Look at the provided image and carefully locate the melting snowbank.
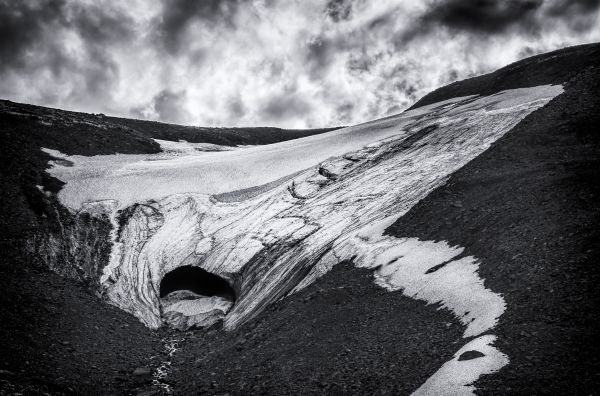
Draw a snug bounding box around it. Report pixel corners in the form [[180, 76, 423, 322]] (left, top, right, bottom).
[[43, 85, 562, 395], [44, 86, 560, 212], [43, 85, 561, 332]]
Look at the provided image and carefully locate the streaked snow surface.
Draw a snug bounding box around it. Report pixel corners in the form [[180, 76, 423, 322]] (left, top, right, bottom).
[[44, 110, 446, 210], [44, 85, 559, 211], [44, 85, 562, 394]]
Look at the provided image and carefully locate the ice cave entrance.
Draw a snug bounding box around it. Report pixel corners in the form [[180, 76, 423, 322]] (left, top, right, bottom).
[[159, 266, 236, 302]]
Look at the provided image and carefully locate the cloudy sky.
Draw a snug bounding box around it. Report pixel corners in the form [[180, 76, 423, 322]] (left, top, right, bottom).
[[1, 0, 599, 128]]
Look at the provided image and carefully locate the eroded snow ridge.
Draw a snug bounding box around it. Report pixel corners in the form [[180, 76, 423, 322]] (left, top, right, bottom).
[[43, 85, 561, 335]]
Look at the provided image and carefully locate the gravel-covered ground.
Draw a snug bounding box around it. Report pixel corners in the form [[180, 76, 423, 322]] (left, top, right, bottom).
[[388, 56, 600, 395], [166, 263, 464, 395], [0, 241, 165, 395]]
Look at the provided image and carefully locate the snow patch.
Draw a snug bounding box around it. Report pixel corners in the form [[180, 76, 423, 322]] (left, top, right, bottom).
[[161, 292, 233, 330], [413, 335, 509, 396], [296, 209, 506, 336], [307, 215, 508, 394]]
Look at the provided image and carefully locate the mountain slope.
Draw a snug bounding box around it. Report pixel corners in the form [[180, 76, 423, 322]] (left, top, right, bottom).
[[158, 46, 600, 394], [409, 43, 600, 109], [389, 57, 600, 395], [0, 101, 338, 394], [1, 43, 599, 395]]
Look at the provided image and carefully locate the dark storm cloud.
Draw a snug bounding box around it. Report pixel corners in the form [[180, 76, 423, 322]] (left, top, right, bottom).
[[1, 0, 599, 128], [410, 0, 600, 38], [227, 95, 247, 118], [0, 0, 65, 72], [69, 3, 135, 43], [325, 0, 353, 22], [0, 0, 134, 109], [0, 1, 133, 70], [305, 36, 338, 80], [421, 0, 543, 34], [544, 0, 600, 30], [546, 0, 600, 15], [157, 0, 241, 54], [334, 102, 355, 123]]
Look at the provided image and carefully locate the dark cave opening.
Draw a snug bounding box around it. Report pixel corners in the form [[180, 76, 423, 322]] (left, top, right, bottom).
[[159, 266, 236, 301]]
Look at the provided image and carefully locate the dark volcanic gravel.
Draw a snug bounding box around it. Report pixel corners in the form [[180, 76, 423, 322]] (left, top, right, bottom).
[[388, 59, 600, 394], [0, 241, 164, 395], [168, 263, 464, 395]]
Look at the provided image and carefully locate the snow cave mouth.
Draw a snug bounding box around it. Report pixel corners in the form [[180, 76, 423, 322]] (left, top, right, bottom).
[[159, 266, 236, 302]]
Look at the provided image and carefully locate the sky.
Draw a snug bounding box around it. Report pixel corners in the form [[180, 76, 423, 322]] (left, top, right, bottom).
[[1, 0, 599, 128]]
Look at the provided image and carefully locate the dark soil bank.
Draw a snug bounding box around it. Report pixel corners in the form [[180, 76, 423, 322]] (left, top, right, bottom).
[[0, 242, 164, 395], [389, 54, 600, 394]]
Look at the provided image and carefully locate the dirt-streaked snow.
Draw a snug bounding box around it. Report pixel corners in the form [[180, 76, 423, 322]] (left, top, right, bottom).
[[44, 85, 561, 331], [44, 85, 560, 211], [44, 85, 562, 395]]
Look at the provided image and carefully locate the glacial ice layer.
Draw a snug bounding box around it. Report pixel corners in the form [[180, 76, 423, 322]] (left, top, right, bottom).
[[44, 85, 563, 332]]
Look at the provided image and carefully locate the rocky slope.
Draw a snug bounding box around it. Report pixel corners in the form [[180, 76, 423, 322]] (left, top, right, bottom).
[[390, 52, 600, 395], [1, 43, 599, 395], [0, 101, 336, 394]]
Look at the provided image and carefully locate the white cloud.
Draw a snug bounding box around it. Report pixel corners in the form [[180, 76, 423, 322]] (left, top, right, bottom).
[[1, 0, 599, 128]]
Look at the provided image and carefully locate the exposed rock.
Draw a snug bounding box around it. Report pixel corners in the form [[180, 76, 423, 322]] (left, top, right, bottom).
[[458, 350, 486, 361], [133, 366, 153, 385]]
